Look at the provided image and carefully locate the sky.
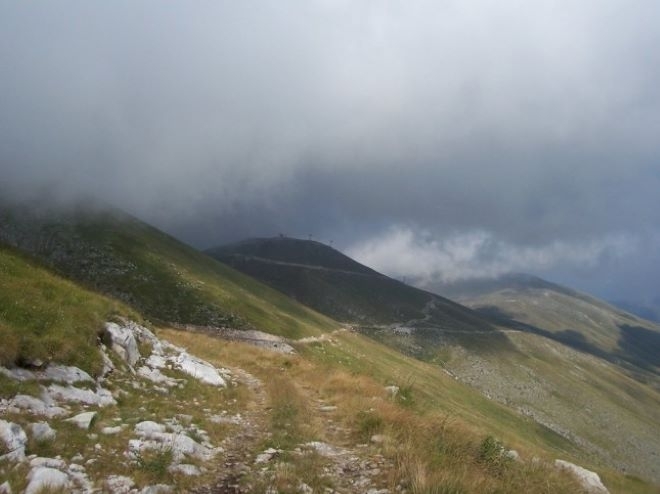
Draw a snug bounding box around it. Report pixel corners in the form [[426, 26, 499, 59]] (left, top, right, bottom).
[[1, 1, 659, 308]]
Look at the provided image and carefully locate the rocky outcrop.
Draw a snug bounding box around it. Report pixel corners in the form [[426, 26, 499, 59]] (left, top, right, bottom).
[[104, 321, 141, 367], [25, 466, 71, 494], [0, 320, 234, 494]]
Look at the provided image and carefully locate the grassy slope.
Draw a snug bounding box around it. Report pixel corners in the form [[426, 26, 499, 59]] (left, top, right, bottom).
[[0, 244, 136, 375], [0, 233, 657, 491], [164, 328, 660, 494], [208, 237, 494, 331], [438, 330, 660, 483], [430, 273, 660, 372], [0, 205, 337, 339], [212, 242, 660, 485]]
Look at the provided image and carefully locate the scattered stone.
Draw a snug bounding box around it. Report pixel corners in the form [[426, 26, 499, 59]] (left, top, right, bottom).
[[172, 352, 226, 387], [100, 346, 115, 377], [319, 405, 337, 412], [0, 364, 92, 384], [304, 441, 343, 457], [0, 420, 27, 462], [7, 394, 67, 418], [71, 453, 84, 462], [25, 467, 70, 494], [298, 482, 313, 494], [101, 425, 124, 435], [134, 421, 167, 436], [105, 474, 136, 493], [141, 485, 174, 494], [505, 449, 521, 462], [385, 385, 399, 397], [168, 463, 201, 476], [129, 426, 219, 463], [370, 434, 387, 445], [29, 422, 56, 442], [555, 460, 609, 493], [255, 447, 281, 464], [0, 481, 11, 494], [137, 366, 179, 387], [105, 321, 141, 367], [65, 411, 97, 430], [47, 384, 116, 407], [29, 457, 67, 469]]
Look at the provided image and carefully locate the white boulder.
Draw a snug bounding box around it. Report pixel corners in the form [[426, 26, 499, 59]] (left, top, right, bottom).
[[134, 421, 167, 436], [168, 463, 201, 476], [105, 321, 141, 367], [25, 467, 70, 494], [8, 394, 67, 418], [0, 420, 27, 462], [28, 422, 56, 442], [47, 384, 116, 407], [104, 474, 136, 493], [173, 352, 226, 387], [65, 411, 97, 430], [555, 459, 609, 493]]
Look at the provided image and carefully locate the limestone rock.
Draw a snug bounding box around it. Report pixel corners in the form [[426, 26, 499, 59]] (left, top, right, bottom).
[[168, 463, 201, 476], [0, 420, 27, 462], [65, 411, 97, 430], [105, 474, 136, 494], [134, 421, 167, 436], [555, 459, 609, 493], [47, 383, 116, 407], [142, 485, 174, 494], [0, 481, 11, 494], [105, 321, 141, 367], [385, 385, 399, 397], [101, 425, 125, 435], [29, 457, 67, 469], [172, 352, 226, 387], [7, 394, 67, 418], [29, 422, 56, 442], [25, 467, 70, 494], [0, 364, 92, 384], [255, 447, 281, 464]]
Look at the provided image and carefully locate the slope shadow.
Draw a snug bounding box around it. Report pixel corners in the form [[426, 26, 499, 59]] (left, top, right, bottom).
[[475, 306, 660, 376], [474, 306, 611, 359], [618, 325, 660, 369]]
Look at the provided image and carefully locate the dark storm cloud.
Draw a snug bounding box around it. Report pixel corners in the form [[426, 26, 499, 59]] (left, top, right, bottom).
[[1, 1, 660, 303]]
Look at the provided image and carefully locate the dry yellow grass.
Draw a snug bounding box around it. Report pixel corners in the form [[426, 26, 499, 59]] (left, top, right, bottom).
[[160, 328, 590, 493]]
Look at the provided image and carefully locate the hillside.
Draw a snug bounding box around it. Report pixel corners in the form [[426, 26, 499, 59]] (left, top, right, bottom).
[[211, 240, 660, 485], [0, 202, 337, 340], [1, 231, 638, 493], [425, 273, 660, 374], [208, 237, 495, 337]]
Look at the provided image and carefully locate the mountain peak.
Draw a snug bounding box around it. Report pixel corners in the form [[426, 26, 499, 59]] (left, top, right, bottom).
[[207, 236, 378, 276]]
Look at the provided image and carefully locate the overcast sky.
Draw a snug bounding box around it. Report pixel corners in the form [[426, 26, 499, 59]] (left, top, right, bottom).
[[1, 1, 659, 307]]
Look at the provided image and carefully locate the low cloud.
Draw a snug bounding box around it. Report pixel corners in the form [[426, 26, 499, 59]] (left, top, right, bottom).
[[347, 227, 637, 284]]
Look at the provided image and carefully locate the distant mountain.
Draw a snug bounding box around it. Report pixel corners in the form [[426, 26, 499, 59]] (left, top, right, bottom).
[[424, 273, 660, 374], [207, 237, 495, 337], [0, 201, 337, 339], [609, 300, 660, 323]]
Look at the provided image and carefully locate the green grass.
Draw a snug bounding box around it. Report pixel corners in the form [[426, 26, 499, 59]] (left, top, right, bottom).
[[0, 207, 337, 339], [0, 244, 136, 375]]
